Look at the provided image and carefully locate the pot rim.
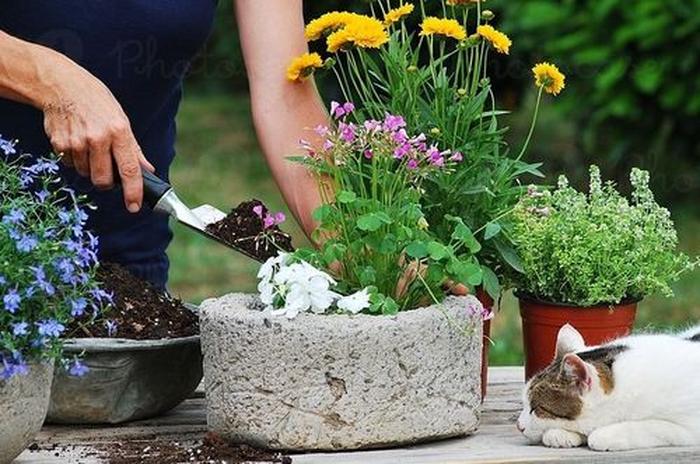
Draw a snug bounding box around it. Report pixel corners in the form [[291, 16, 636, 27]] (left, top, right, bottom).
[[61, 334, 200, 353], [514, 291, 642, 309]]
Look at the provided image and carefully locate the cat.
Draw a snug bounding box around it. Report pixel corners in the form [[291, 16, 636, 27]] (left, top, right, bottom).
[[517, 323, 700, 451]]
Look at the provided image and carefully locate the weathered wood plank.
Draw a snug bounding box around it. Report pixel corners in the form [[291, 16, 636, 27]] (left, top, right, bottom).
[[16, 366, 700, 463]]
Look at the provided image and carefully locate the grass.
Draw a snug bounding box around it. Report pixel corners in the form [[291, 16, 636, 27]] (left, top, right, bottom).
[[171, 92, 700, 366]]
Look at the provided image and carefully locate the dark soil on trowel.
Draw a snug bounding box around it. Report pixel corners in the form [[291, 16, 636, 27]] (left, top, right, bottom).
[[99, 433, 293, 464], [206, 199, 294, 262], [67, 262, 199, 340]]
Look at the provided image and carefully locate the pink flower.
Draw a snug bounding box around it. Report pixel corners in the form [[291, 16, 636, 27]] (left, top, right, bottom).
[[393, 143, 411, 159], [323, 139, 335, 150], [314, 125, 330, 137], [253, 205, 264, 218], [383, 114, 406, 132], [426, 145, 440, 159], [410, 133, 426, 145], [407, 159, 419, 170], [330, 101, 355, 119], [339, 122, 357, 142], [393, 128, 409, 144], [274, 212, 286, 224], [431, 156, 445, 167], [450, 151, 463, 162], [363, 149, 374, 160], [263, 215, 276, 229], [363, 119, 381, 132]]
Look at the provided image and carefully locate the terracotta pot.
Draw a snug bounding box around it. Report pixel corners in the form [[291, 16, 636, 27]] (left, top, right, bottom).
[[476, 289, 494, 401], [518, 294, 638, 380]]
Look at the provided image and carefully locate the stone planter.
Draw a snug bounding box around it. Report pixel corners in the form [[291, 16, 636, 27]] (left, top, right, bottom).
[[47, 335, 202, 424], [201, 294, 483, 451], [0, 362, 54, 464]]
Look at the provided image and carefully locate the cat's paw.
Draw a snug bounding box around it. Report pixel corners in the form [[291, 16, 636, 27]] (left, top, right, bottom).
[[588, 428, 631, 451], [542, 429, 585, 448]]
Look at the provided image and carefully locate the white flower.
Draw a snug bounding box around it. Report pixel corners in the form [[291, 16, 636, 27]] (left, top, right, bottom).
[[337, 288, 371, 314], [258, 256, 339, 318]]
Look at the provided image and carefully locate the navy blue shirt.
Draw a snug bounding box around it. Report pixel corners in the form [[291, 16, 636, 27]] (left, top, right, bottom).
[[0, 1, 217, 288]]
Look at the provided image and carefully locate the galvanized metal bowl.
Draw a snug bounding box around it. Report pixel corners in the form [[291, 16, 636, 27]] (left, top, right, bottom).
[[47, 334, 202, 424]]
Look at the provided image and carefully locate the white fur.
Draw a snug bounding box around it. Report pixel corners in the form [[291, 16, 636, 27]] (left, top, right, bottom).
[[518, 324, 700, 451]]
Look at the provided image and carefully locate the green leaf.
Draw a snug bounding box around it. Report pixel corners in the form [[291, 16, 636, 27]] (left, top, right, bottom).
[[451, 220, 482, 254], [382, 297, 399, 315], [481, 265, 500, 301], [426, 241, 449, 261], [378, 234, 398, 254], [312, 204, 332, 223], [484, 222, 502, 240], [494, 239, 524, 274], [405, 241, 428, 259], [359, 266, 377, 287], [356, 213, 383, 232], [336, 190, 357, 204]]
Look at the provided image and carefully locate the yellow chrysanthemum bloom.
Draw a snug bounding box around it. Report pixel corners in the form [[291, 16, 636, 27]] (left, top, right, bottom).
[[419, 17, 467, 41], [384, 3, 414, 26], [327, 16, 389, 53], [532, 62, 566, 96], [477, 24, 511, 54], [286, 52, 324, 82], [305, 11, 361, 41]]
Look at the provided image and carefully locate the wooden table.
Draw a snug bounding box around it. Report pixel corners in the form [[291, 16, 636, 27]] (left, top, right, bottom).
[[16, 367, 700, 463]]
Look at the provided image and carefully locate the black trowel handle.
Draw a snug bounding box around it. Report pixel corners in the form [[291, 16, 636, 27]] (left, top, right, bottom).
[[141, 168, 172, 210]]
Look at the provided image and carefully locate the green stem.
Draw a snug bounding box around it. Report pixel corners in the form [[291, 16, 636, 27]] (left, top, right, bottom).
[[516, 86, 544, 161]]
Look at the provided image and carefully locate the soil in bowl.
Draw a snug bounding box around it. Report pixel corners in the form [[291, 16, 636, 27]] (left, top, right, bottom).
[[67, 262, 198, 340], [206, 199, 294, 262], [98, 433, 292, 464]]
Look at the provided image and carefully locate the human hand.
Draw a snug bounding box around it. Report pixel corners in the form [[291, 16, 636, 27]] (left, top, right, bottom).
[[41, 58, 154, 212]]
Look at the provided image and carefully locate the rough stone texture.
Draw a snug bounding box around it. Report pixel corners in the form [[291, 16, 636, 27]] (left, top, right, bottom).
[[0, 362, 54, 464], [200, 294, 483, 451]]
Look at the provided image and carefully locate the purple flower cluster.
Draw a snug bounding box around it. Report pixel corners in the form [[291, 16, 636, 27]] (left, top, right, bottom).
[[252, 204, 286, 230], [307, 102, 464, 172], [1, 136, 109, 381]]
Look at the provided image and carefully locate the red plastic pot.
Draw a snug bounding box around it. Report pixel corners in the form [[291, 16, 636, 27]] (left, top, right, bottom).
[[475, 289, 494, 401], [518, 294, 638, 380]]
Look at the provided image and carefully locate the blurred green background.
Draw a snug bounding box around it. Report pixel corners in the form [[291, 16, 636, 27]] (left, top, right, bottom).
[[169, 1, 700, 366]]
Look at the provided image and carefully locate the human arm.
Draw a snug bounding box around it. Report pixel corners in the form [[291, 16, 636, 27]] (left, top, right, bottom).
[[0, 30, 153, 212], [234, 0, 327, 237]]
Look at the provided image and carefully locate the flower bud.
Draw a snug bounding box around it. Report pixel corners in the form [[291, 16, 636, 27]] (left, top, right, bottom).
[[417, 217, 429, 230], [430, 127, 441, 135], [481, 10, 495, 21], [323, 57, 336, 69], [407, 65, 419, 72], [457, 88, 467, 97]]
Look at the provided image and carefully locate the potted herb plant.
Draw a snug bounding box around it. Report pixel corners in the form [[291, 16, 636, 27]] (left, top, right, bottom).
[[512, 166, 697, 379], [290, 1, 565, 395], [0, 137, 108, 463], [200, 106, 486, 450]]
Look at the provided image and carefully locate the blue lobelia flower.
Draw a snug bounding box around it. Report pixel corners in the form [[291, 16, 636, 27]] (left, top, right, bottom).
[[16, 234, 39, 252], [70, 297, 88, 317], [11, 322, 29, 336], [2, 208, 25, 225], [68, 359, 89, 377], [0, 136, 17, 156], [0, 352, 28, 380], [3, 288, 21, 313], [54, 257, 76, 284], [0, 275, 6, 286], [30, 266, 55, 296], [36, 319, 65, 338], [105, 320, 118, 337]]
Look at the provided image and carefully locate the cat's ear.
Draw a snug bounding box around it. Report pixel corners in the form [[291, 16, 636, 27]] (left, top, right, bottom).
[[555, 324, 585, 359], [561, 353, 592, 391]]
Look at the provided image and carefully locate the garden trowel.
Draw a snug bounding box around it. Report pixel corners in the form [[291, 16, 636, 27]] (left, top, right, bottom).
[[139, 169, 263, 262]]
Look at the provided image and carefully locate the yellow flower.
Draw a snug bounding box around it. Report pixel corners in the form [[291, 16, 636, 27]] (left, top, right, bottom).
[[305, 11, 360, 41], [326, 16, 389, 53], [532, 62, 566, 96], [286, 52, 324, 82], [419, 17, 467, 41], [477, 24, 511, 54], [384, 3, 414, 26]]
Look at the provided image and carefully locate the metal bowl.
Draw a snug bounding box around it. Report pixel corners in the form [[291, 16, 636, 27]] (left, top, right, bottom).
[[47, 334, 202, 424]]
